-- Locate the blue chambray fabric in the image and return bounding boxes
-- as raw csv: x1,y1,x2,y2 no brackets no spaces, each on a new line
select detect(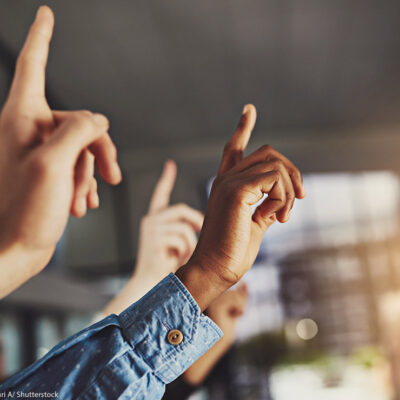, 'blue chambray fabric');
0,274,222,400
